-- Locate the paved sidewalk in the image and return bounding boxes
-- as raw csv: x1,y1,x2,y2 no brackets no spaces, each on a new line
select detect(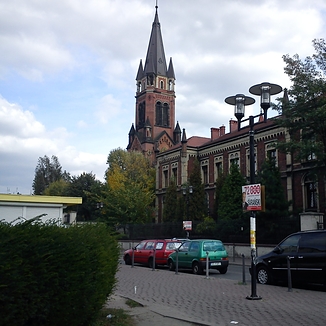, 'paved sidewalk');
111,261,326,326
